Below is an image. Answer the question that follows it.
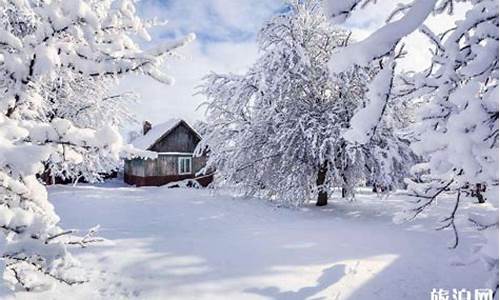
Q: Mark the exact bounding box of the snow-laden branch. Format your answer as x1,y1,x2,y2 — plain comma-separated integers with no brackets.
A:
343,58,395,144
328,0,437,72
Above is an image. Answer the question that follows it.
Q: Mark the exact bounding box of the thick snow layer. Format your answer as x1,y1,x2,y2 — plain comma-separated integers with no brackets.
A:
131,119,202,151
131,118,182,150
15,182,490,299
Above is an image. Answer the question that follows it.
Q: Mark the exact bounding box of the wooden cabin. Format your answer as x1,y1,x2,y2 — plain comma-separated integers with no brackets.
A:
124,119,212,187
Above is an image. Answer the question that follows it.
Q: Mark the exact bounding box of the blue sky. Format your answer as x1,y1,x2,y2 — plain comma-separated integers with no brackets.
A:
139,0,283,42
120,0,462,131
119,0,285,128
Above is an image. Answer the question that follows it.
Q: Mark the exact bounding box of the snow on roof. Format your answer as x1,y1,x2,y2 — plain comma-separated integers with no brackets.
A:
131,118,200,150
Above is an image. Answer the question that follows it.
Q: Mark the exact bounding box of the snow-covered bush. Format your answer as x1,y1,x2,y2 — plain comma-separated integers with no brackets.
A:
0,0,193,292
323,0,498,295
198,0,415,206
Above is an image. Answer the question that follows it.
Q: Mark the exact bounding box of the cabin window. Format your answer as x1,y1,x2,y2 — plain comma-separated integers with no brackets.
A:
178,157,192,175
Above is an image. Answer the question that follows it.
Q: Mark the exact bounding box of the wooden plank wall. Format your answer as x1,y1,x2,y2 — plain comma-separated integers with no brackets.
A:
125,154,208,177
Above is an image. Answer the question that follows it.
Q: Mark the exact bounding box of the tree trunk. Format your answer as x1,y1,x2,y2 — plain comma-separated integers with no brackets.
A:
341,167,349,199
475,183,486,203
316,163,328,206
39,164,54,185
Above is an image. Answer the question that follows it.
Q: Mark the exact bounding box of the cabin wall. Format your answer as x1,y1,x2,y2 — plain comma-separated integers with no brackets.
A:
193,156,208,173
124,158,145,177
124,154,211,187
149,123,200,153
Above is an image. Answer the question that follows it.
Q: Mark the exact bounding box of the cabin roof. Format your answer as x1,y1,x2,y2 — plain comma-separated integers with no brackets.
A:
132,118,201,150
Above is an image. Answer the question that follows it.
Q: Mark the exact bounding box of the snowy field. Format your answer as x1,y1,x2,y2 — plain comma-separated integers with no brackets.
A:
17,181,489,300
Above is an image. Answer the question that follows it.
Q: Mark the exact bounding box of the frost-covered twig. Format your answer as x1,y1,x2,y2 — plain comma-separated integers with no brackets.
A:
468,219,499,231
5,256,86,288
45,230,75,243
407,178,454,220
66,226,104,248
436,192,460,249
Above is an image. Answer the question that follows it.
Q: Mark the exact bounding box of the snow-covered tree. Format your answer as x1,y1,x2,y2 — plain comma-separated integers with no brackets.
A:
199,1,349,206
198,0,415,206
323,0,498,294
0,0,193,292
40,71,138,184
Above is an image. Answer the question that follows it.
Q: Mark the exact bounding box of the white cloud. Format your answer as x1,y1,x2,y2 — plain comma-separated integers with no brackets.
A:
119,39,259,127
138,0,282,41
120,0,471,132
117,0,280,131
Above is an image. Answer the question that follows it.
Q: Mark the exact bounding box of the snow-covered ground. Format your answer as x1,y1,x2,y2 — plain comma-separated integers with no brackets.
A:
17,181,489,299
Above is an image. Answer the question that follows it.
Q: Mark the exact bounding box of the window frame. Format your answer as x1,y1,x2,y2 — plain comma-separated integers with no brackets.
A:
178,156,192,175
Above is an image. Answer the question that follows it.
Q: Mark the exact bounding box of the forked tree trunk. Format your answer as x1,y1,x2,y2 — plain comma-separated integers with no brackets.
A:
316,163,328,206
